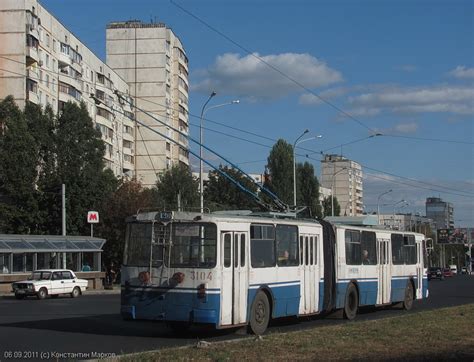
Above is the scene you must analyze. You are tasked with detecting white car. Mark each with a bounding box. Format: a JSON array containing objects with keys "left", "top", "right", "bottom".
[{"left": 11, "top": 269, "right": 88, "bottom": 300}]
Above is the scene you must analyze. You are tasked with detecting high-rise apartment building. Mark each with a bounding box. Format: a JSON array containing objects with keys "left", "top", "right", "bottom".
[
  {"left": 426, "top": 197, "right": 454, "bottom": 230},
  {"left": 321, "top": 154, "right": 363, "bottom": 216},
  {"left": 106, "top": 21, "right": 190, "bottom": 187},
  {"left": 0, "top": 0, "right": 135, "bottom": 178}
]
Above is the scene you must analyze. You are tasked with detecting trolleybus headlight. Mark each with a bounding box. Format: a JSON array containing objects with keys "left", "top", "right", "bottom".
[{"left": 197, "top": 283, "right": 207, "bottom": 300}]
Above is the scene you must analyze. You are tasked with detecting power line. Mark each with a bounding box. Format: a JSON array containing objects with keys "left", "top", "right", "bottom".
[
  {"left": 3, "top": 64, "right": 473, "bottom": 198},
  {"left": 383, "top": 134, "right": 474, "bottom": 145},
  {"left": 170, "top": 0, "right": 377, "bottom": 134}
]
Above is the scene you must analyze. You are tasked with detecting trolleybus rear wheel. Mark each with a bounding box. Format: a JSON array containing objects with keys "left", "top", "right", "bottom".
[
  {"left": 343, "top": 283, "right": 358, "bottom": 320},
  {"left": 249, "top": 291, "right": 270, "bottom": 335}
]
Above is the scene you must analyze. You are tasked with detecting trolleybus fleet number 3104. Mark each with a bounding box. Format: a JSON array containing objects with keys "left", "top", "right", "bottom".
[{"left": 120, "top": 211, "right": 428, "bottom": 334}]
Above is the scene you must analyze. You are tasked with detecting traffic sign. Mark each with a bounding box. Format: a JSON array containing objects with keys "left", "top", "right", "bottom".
[{"left": 87, "top": 211, "right": 99, "bottom": 224}]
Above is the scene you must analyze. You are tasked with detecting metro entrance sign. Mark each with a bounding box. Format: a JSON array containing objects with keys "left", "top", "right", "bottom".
[
  {"left": 87, "top": 211, "right": 99, "bottom": 237},
  {"left": 87, "top": 211, "right": 99, "bottom": 224}
]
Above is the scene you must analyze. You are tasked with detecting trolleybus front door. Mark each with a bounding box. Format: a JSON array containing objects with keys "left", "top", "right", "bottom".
[
  {"left": 220, "top": 232, "right": 248, "bottom": 326},
  {"left": 377, "top": 239, "right": 391, "bottom": 304}
]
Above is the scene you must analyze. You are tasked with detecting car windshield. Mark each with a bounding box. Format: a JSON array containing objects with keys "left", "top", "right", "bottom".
[{"left": 29, "top": 271, "right": 51, "bottom": 280}]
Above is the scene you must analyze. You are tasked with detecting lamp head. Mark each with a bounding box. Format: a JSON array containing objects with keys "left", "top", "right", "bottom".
[
  {"left": 232, "top": 100, "right": 240, "bottom": 104},
  {"left": 210, "top": 91, "right": 217, "bottom": 97}
]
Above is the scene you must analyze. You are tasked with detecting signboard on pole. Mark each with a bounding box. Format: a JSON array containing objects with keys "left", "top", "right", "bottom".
[
  {"left": 437, "top": 228, "right": 470, "bottom": 244},
  {"left": 87, "top": 211, "right": 99, "bottom": 224}
]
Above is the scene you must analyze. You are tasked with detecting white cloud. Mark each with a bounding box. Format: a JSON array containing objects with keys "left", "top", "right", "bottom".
[
  {"left": 192, "top": 52, "right": 343, "bottom": 99},
  {"left": 298, "top": 87, "right": 349, "bottom": 106},
  {"left": 393, "top": 122, "right": 418, "bottom": 133},
  {"left": 448, "top": 66, "right": 474, "bottom": 80},
  {"left": 348, "top": 85, "right": 474, "bottom": 115}
]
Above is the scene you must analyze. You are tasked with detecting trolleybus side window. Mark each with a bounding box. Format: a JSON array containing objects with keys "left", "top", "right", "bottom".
[
  {"left": 250, "top": 224, "right": 275, "bottom": 268},
  {"left": 168, "top": 223, "right": 217, "bottom": 268},
  {"left": 240, "top": 234, "right": 246, "bottom": 267},
  {"left": 276, "top": 225, "right": 298, "bottom": 267},
  {"left": 403, "top": 235, "right": 417, "bottom": 264},
  {"left": 391, "top": 233, "right": 404, "bottom": 264},
  {"left": 361, "top": 231, "right": 376, "bottom": 265},
  {"left": 234, "top": 234, "right": 239, "bottom": 268},
  {"left": 126, "top": 223, "right": 153, "bottom": 266},
  {"left": 345, "top": 230, "right": 361, "bottom": 265},
  {"left": 224, "top": 233, "right": 231, "bottom": 268}
]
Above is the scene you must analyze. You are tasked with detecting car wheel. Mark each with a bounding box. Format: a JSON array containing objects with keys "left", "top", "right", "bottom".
[
  {"left": 402, "top": 282, "right": 414, "bottom": 311},
  {"left": 249, "top": 291, "right": 271, "bottom": 335},
  {"left": 344, "top": 283, "right": 359, "bottom": 320},
  {"left": 71, "top": 287, "right": 81, "bottom": 298},
  {"left": 15, "top": 293, "right": 25, "bottom": 300},
  {"left": 36, "top": 288, "right": 48, "bottom": 300}
]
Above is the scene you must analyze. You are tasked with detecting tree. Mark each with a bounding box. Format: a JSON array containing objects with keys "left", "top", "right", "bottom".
[
  {"left": 322, "top": 196, "right": 341, "bottom": 217},
  {"left": 156, "top": 164, "right": 198, "bottom": 210},
  {"left": 24, "top": 102, "right": 57, "bottom": 234},
  {"left": 265, "top": 139, "right": 293, "bottom": 205},
  {"left": 43, "top": 101, "right": 118, "bottom": 235},
  {"left": 0, "top": 97, "right": 39, "bottom": 233},
  {"left": 96, "top": 180, "right": 157, "bottom": 266},
  {"left": 205, "top": 165, "right": 259, "bottom": 211},
  {"left": 296, "top": 162, "right": 322, "bottom": 218}
]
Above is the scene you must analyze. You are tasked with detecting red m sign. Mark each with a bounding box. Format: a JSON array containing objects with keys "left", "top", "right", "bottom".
[{"left": 87, "top": 211, "right": 99, "bottom": 224}]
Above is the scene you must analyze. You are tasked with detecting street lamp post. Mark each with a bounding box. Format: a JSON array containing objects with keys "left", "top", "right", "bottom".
[
  {"left": 331, "top": 167, "right": 348, "bottom": 217},
  {"left": 377, "top": 189, "right": 393, "bottom": 225},
  {"left": 391, "top": 199, "right": 406, "bottom": 229},
  {"left": 199, "top": 91, "right": 240, "bottom": 213},
  {"left": 292, "top": 131, "right": 322, "bottom": 207}
]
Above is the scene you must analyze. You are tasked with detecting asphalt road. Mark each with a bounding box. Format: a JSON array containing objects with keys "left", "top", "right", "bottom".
[{"left": 0, "top": 275, "right": 473, "bottom": 360}]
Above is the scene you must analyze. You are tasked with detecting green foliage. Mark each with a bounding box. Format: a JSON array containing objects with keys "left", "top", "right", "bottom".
[
  {"left": 0, "top": 98, "right": 118, "bottom": 236},
  {"left": 96, "top": 180, "right": 157, "bottom": 266},
  {"left": 156, "top": 164, "right": 198, "bottom": 210},
  {"left": 205, "top": 165, "right": 259, "bottom": 211},
  {"left": 265, "top": 139, "right": 294, "bottom": 205},
  {"left": 296, "top": 162, "right": 322, "bottom": 218},
  {"left": 322, "top": 196, "right": 341, "bottom": 217},
  {"left": 0, "top": 97, "right": 39, "bottom": 233}
]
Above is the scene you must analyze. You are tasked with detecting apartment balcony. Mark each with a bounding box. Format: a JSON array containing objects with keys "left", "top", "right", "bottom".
[
  {"left": 26, "top": 47, "right": 39, "bottom": 66},
  {"left": 59, "top": 73, "right": 82, "bottom": 93},
  {"left": 178, "top": 153, "right": 189, "bottom": 164},
  {"left": 26, "top": 90, "right": 39, "bottom": 105},
  {"left": 59, "top": 52, "right": 72, "bottom": 66},
  {"left": 26, "top": 24, "right": 39, "bottom": 41},
  {"left": 122, "top": 132, "right": 134, "bottom": 142},
  {"left": 122, "top": 146, "right": 134, "bottom": 156},
  {"left": 123, "top": 160, "right": 134, "bottom": 172}
]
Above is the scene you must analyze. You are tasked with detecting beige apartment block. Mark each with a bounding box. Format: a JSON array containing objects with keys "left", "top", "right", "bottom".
[
  {"left": 0, "top": 0, "right": 135, "bottom": 178},
  {"left": 106, "top": 21, "right": 190, "bottom": 187},
  {"left": 321, "top": 154, "right": 364, "bottom": 216}
]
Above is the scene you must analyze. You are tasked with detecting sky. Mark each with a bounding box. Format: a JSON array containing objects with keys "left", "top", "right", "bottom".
[{"left": 41, "top": 0, "right": 474, "bottom": 225}]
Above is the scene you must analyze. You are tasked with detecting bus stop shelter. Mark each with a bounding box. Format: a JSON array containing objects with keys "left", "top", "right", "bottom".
[{"left": 0, "top": 234, "right": 106, "bottom": 292}]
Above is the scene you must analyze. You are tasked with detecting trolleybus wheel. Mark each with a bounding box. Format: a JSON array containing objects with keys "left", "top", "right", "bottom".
[
  {"left": 343, "top": 283, "right": 358, "bottom": 320},
  {"left": 402, "top": 282, "right": 414, "bottom": 311},
  {"left": 249, "top": 291, "right": 270, "bottom": 335}
]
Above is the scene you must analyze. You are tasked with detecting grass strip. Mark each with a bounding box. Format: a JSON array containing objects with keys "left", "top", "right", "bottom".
[{"left": 120, "top": 304, "right": 474, "bottom": 361}]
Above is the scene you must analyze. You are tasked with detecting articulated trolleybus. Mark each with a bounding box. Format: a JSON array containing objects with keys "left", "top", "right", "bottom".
[{"left": 121, "top": 210, "right": 428, "bottom": 334}]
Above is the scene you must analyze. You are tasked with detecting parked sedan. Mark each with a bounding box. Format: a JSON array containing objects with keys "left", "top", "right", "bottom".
[
  {"left": 428, "top": 267, "right": 444, "bottom": 280},
  {"left": 442, "top": 268, "right": 454, "bottom": 278},
  {"left": 11, "top": 269, "right": 88, "bottom": 300}
]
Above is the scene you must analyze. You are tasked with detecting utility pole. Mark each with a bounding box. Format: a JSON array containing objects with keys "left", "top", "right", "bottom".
[{"left": 61, "top": 183, "right": 66, "bottom": 269}]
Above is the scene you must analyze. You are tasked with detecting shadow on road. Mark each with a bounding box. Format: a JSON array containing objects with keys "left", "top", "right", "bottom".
[{"left": 0, "top": 314, "right": 238, "bottom": 339}]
